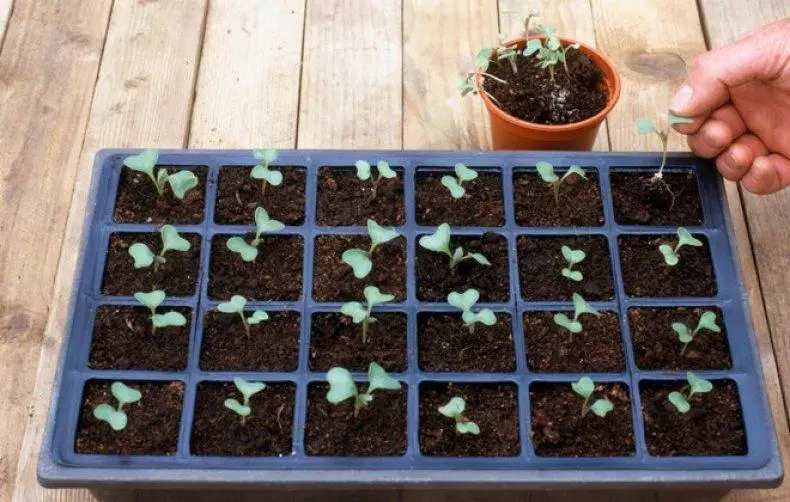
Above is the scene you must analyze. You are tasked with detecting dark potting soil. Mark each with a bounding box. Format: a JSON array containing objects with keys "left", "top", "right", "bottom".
[
  {"left": 513, "top": 171, "right": 604, "bottom": 227},
  {"left": 316, "top": 168, "right": 405, "bottom": 226},
  {"left": 309, "top": 312, "right": 406, "bottom": 372},
  {"left": 190, "top": 382, "right": 295, "bottom": 457},
  {"left": 199, "top": 311, "right": 300, "bottom": 372},
  {"left": 419, "top": 382, "right": 520, "bottom": 457},
  {"left": 414, "top": 171, "right": 505, "bottom": 226},
  {"left": 416, "top": 232, "right": 509, "bottom": 302},
  {"left": 483, "top": 49, "right": 607, "bottom": 125},
  {"left": 517, "top": 235, "right": 614, "bottom": 301},
  {"left": 530, "top": 382, "right": 635, "bottom": 457},
  {"left": 304, "top": 383, "right": 407, "bottom": 456},
  {"left": 312, "top": 235, "right": 406, "bottom": 302},
  {"left": 113, "top": 167, "right": 207, "bottom": 224},
  {"left": 101, "top": 232, "right": 201, "bottom": 297},
  {"left": 75, "top": 380, "right": 183, "bottom": 455},
  {"left": 629, "top": 307, "right": 731, "bottom": 370},
  {"left": 418, "top": 313, "right": 515, "bottom": 372},
  {"left": 523, "top": 311, "right": 624, "bottom": 373},
  {"left": 641, "top": 380, "right": 746, "bottom": 456},
  {"left": 207, "top": 234, "right": 303, "bottom": 301},
  {"left": 214, "top": 166, "right": 306, "bottom": 225},
  {"left": 619, "top": 235, "right": 716, "bottom": 297},
  {"left": 88, "top": 306, "right": 190, "bottom": 371},
  {"left": 611, "top": 171, "right": 703, "bottom": 226}
]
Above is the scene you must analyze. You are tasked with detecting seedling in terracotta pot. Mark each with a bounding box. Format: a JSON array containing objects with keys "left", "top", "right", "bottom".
[
  {"left": 217, "top": 295, "right": 269, "bottom": 337},
  {"left": 93, "top": 381, "right": 142, "bottom": 431},
  {"left": 536, "top": 161, "right": 587, "bottom": 205},
  {"left": 668, "top": 371, "right": 713, "bottom": 414},
  {"left": 419, "top": 223, "right": 491, "bottom": 271},
  {"left": 251, "top": 148, "right": 281, "bottom": 195},
  {"left": 659, "top": 227, "right": 703, "bottom": 266},
  {"left": 523, "top": 24, "right": 580, "bottom": 80},
  {"left": 636, "top": 112, "right": 694, "bottom": 181},
  {"left": 354, "top": 160, "right": 397, "bottom": 199},
  {"left": 123, "top": 149, "right": 198, "bottom": 199},
  {"left": 495, "top": 33, "right": 519, "bottom": 73},
  {"left": 341, "top": 219, "right": 400, "bottom": 279},
  {"left": 447, "top": 289, "right": 496, "bottom": 335},
  {"left": 553, "top": 293, "right": 600, "bottom": 342},
  {"left": 133, "top": 289, "right": 187, "bottom": 334},
  {"left": 571, "top": 376, "right": 613, "bottom": 418},
  {"left": 673, "top": 310, "right": 721, "bottom": 356},
  {"left": 224, "top": 377, "right": 266, "bottom": 426},
  {"left": 560, "top": 245, "right": 586, "bottom": 282},
  {"left": 438, "top": 396, "right": 480, "bottom": 435},
  {"left": 226, "top": 207, "right": 285, "bottom": 262},
  {"left": 128, "top": 224, "right": 191, "bottom": 272},
  {"left": 441, "top": 163, "right": 479, "bottom": 199},
  {"left": 457, "top": 48, "right": 508, "bottom": 100},
  {"left": 326, "top": 362, "right": 401, "bottom": 417},
  {"left": 340, "top": 286, "right": 394, "bottom": 343}
]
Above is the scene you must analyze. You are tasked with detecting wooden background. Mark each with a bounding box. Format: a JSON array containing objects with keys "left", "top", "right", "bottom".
[{"left": 1, "top": 0, "right": 789, "bottom": 500}]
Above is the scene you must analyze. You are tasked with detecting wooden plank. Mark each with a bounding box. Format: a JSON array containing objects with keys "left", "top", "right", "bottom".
[
  {"left": 0, "top": 0, "right": 11, "bottom": 51},
  {"left": 296, "top": 0, "right": 402, "bottom": 149},
  {"left": 188, "top": 0, "right": 306, "bottom": 148},
  {"left": 9, "top": 1, "right": 208, "bottom": 500}
]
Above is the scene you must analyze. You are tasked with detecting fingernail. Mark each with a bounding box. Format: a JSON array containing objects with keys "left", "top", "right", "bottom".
[{"left": 670, "top": 84, "right": 694, "bottom": 113}]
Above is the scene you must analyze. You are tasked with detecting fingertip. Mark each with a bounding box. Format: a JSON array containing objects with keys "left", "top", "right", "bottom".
[
  {"left": 669, "top": 84, "right": 695, "bottom": 116},
  {"left": 716, "top": 143, "right": 751, "bottom": 181},
  {"left": 742, "top": 156, "right": 780, "bottom": 194},
  {"left": 687, "top": 120, "right": 733, "bottom": 159}
]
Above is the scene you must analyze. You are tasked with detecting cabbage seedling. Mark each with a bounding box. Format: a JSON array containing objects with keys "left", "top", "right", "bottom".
[
  {"left": 224, "top": 377, "right": 266, "bottom": 426},
  {"left": 438, "top": 396, "right": 480, "bottom": 435},
  {"left": 441, "top": 163, "right": 479, "bottom": 199},
  {"left": 341, "top": 219, "right": 400, "bottom": 279},
  {"left": 419, "top": 223, "right": 491, "bottom": 271},
  {"left": 553, "top": 293, "right": 600, "bottom": 342},
  {"left": 226, "top": 207, "right": 285, "bottom": 262},
  {"left": 536, "top": 161, "right": 586, "bottom": 205},
  {"left": 447, "top": 289, "right": 496, "bottom": 334},
  {"left": 128, "top": 224, "right": 191, "bottom": 272},
  {"left": 93, "top": 381, "right": 142, "bottom": 431},
  {"left": 673, "top": 311, "right": 721, "bottom": 356},
  {"left": 560, "top": 245, "right": 585, "bottom": 282},
  {"left": 354, "top": 160, "right": 397, "bottom": 199},
  {"left": 133, "top": 289, "right": 187, "bottom": 334},
  {"left": 658, "top": 227, "right": 703, "bottom": 266},
  {"left": 522, "top": 24, "right": 579, "bottom": 80},
  {"left": 251, "top": 148, "right": 281, "bottom": 195},
  {"left": 217, "top": 295, "right": 269, "bottom": 337},
  {"left": 340, "top": 286, "right": 394, "bottom": 343},
  {"left": 636, "top": 112, "right": 694, "bottom": 180},
  {"left": 123, "top": 148, "right": 198, "bottom": 199},
  {"left": 668, "top": 371, "right": 713, "bottom": 414},
  {"left": 326, "top": 362, "right": 401, "bottom": 418},
  {"left": 571, "top": 376, "right": 614, "bottom": 418},
  {"left": 495, "top": 33, "right": 519, "bottom": 73}
]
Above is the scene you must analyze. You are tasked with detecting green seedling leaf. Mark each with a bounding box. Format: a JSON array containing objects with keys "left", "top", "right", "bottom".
[
  {"left": 536, "top": 161, "right": 558, "bottom": 183},
  {"left": 134, "top": 290, "right": 165, "bottom": 311},
  {"left": 448, "top": 289, "right": 480, "bottom": 312},
  {"left": 419, "top": 224, "right": 452, "bottom": 255},
  {"left": 160, "top": 225, "right": 190, "bottom": 253},
  {"left": 461, "top": 308, "right": 496, "bottom": 326},
  {"left": 677, "top": 227, "right": 703, "bottom": 248},
  {"left": 438, "top": 396, "right": 466, "bottom": 417},
  {"left": 253, "top": 148, "right": 279, "bottom": 164},
  {"left": 111, "top": 382, "right": 142, "bottom": 407},
  {"left": 342, "top": 249, "right": 372, "bottom": 279},
  {"left": 561, "top": 245, "right": 585, "bottom": 264},
  {"left": 156, "top": 168, "right": 169, "bottom": 190},
  {"left": 251, "top": 164, "right": 283, "bottom": 185},
  {"left": 151, "top": 311, "right": 187, "bottom": 328},
  {"left": 697, "top": 311, "right": 721, "bottom": 333},
  {"left": 441, "top": 175, "right": 465, "bottom": 199},
  {"left": 367, "top": 362, "right": 401, "bottom": 393},
  {"left": 218, "top": 295, "right": 247, "bottom": 314},
  {"left": 687, "top": 371, "right": 713, "bottom": 394},
  {"left": 668, "top": 391, "right": 691, "bottom": 413},
  {"left": 93, "top": 404, "right": 127, "bottom": 431},
  {"left": 367, "top": 219, "right": 399, "bottom": 249},
  {"left": 247, "top": 311, "right": 269, "bottom": 324},
  {"left": 673, "top": 322, "right": 693, "bottom": 344},
  {"left": 224, "top": 398, "right": 251, "bottom": 417},
  {"left": 123, "top": 149, "right": 159, "bottom": 177},
  {"left": 233, "top": 377, "right": 266, "bottom": 401},
  {"left": 254, "top": 207, "right": 285, "bottom": 234},
  {"left": 571, "top": 376, "right": 595, "bottom": 399},
  {"left": 454, "top": 163, "right": 478, "bottom": 182},
  {"left": 572, "top": 293, "right": 600, "bottom": 318},
  {"left": 340, "top": 302, "right": 367, "bottom": 323},
  {"left": 326, "top": 367, "right": 357, "bottom": 404},
  {"left": 554, "top": 313, "right": 582, "bottom": 333},
  {"left": 167, "top": 170, "right": 199, "bottom": 199},
  {"left": 469, "top": 253, "right": 491, "bottom": 266},
  {"left": 659, "top": 243, "right": 679, "bottom": 266},
  {"left": 364, "top": 285, "right": 394, "bottom": 306},
  {"left": 226, "top": 237, "right": 258, "bottom": 262},
  {"left": 636, "top": 117, "right": 656, "bottom": 134},
  {"left": 129, "top": 243, "right": 155, "bottom": 268},
  {"left": 590, "top": 398, "right": 614, "bottom": 418},
  {"left": 561, "top": 268, "right": 583, "bottom": 281},
  {"left": 523, "top": 38, "right": 542, "bottom": 56},
  {"left": 355, "top": 160, "right": 372, "bottom": 181},
  {"left": 668, "top": 112, "right": 694, "bottom": 125},
  {"left": 376, "top": 160, "right": 397, "bottom": 179},
  {"left": 456, "top": 421, "right": 480, "bottom": 435},
  {"left": 563, "top": 165, "right": 587, "bottom": 180},
  {"left": 475, "top": 48, "right": 492, "bottom": 70}
]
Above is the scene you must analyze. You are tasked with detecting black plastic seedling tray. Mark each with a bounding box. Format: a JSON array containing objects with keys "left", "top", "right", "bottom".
[{"left": 39, "top": 150, "right": 782, "bottom": 489}]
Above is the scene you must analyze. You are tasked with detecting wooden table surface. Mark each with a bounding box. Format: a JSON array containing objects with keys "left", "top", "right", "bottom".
[{"left": 1, "top": 1, "right": 789, "bottom": 500}]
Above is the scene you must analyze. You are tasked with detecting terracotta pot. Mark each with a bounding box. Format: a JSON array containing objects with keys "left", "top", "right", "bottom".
[{"left": 477, "top": 36, "right": 621, "bottom": 151}]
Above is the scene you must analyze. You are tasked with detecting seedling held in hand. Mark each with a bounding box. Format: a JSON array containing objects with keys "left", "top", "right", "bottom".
[
  {"left": 673, "top": 311, "right": 721, "bottom": 356},
  {"left": 438, "top": 396, "right": 480, "bottom": 435},
  {"left": 226, "top": 207, "right": 285, "bottom": 262},
  {"left": 217, "top": 295, "right": 269, "bottom": 337},
  {"left": 223, "top": 377, "right": 266, "bottom": 426},
  {"left": 636, "top": 112, "right": 694, "bottom": 180},
  {"left": 659, "top": 227, "right": 703, "bottom": 266},
  {"left": 340, "top": 286, "right": 394, "bottom": 343},
  {"left": 571, "top": 376, "right": 614, "bottom": 418},
  {"left": 341, "top": 219, "right": 400, "bottom": 279},
  {"left": 128, "top": 225, "right": 191, "bottom": 272},
  {"left": 536, "top": 161, "right": 586, "bottom": 205},
  {"left": 93, "top": 381, "right": 142, "bottom": 431},
  {"left": 553, "top": 293, "right": 600, "bottom": 342},
  {"left": 251, "top": 148, "right": 281, "bottom": 195},
  {"left": 447, "top": 289, "right": 496, "bottom": 335},
  {"left": 419, "top": 223, "right": 490, "bottom": 271},
  {"left": 123, "top": 149, "right": 198, "bottom": 199},
  {"left": 560, "top": 245, "right": 585, "bottom": 282},
  {"left": 326, "top": 362, "right": 401, "bottom": 417},
  {"left": 441, "top": 163, "right": 479, "bottom": 199},
  {"left": 668, "top": 372, "right": 713, "bottom": 414},
  {"left": 354, "top": 160, "right": 397, "bottom": 199},
  {"left": 133, "top": 289, "right": 187, "bottom": 334}
]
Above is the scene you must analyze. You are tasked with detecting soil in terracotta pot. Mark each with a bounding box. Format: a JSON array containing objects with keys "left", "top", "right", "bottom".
[
  {"left": 418, "top": 313, "right": 515, "bottom": 372},
  {"left": 316, "top": 168, "right": 405, "bottom": 226},
  {"left": 199, "top": 311, "right": 300, "bottom": 372},
  {"left": 517, "top": 234, "right": 614, "bottom": 301},
  {"left": 415, "top": 170, "right": 505, "bottom": 226},
  {"left": 530, "top": 382, "right": 634, "bottom": 457},
  {"left": 416, "top": 232, "right": 509, "bottom": 302},
  {"left": 309, "top": 312, "right": 406, "bottom": 372},
  {"left": 191, "top": 382, "right": 295, "bottom": 456},
  {"left": 523, "top": 311, "right": 624, "bottom": 373},
  {"left": 113, "top": 166, "right": 207, "bottom": 224},
  {"left": 641, "top": 380, "right": 745, "bottom": 456},
  {"left": 75, "top": 380, "right": 183, "bottom": 455},
  {"left": 514, "top": 171, "right": 604, "bottom": 227},
  {"left": 207, "top": 234, "right": 303, "bottom": 300},
  {"left": 611, "top": 171, "right": 703, "bottom": 226},
  {"left": 88, "top": 305, "right": 190, "bottom": 371},
  {"left": 483, "top": 49, "right": 606, "bottom": 125},
  {"left": 629, "top": 307, "right": 731, "bottom": 370},
  {"left": 214, "top": 166, "right": 306, "bottom": 225},
  {"left": 312, "top": 234, "right": 406, "bottom": 302},
  {"left": 304, "top": 383, "right": 407, "bottom": 456},
  {"left": 101, "top": 232, "right": 201, "bottom": 297},
  {"left": 419, "top": 382, "right": 519, "bottom": 457},
  {"left": 619, "top": 234, "right": 716, "bottom": 297}
]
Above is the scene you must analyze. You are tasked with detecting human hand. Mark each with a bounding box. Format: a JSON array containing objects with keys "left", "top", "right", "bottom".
[{"left": 670, "top": 18, "right": 790, "bottom": 195}]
